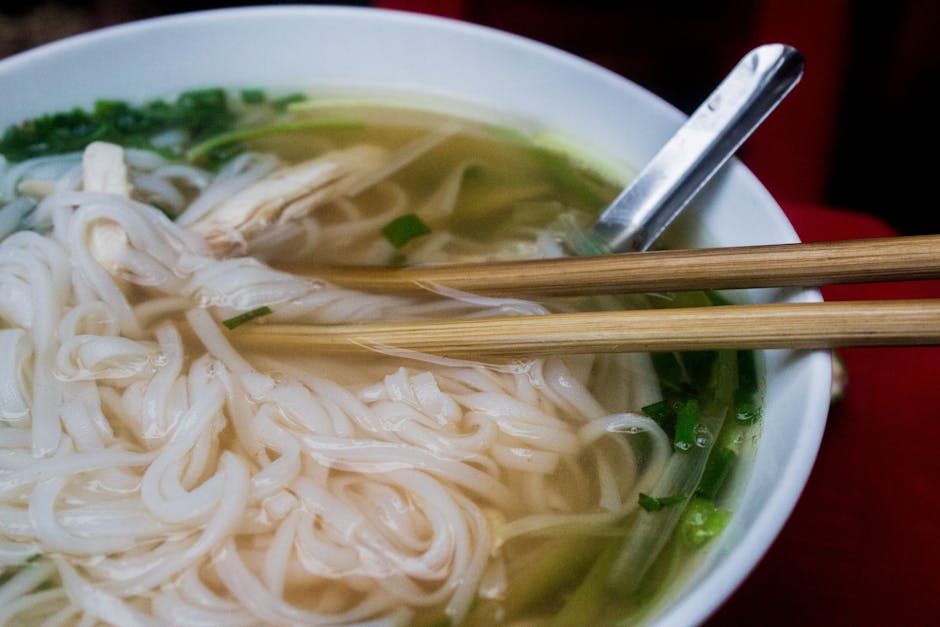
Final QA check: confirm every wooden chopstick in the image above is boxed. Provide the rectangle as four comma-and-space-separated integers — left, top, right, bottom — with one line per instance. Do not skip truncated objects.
229, 299, 940, 357
276, 235, 940, 297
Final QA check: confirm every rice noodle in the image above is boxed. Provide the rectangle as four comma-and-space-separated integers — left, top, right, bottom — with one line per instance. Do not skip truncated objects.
0, 134, 667, 625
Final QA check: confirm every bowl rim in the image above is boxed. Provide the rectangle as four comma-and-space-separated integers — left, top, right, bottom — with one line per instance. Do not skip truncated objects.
0, 6, 832, 625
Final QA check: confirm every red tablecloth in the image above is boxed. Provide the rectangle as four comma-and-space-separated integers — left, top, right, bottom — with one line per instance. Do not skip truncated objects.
708, 203, 940, 626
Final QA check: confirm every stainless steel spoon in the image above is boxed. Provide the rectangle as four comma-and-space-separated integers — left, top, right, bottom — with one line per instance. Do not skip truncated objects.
570, 44, 805, 255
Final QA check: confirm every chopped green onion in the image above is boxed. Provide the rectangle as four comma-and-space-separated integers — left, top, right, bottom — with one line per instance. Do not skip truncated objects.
240, 88, 266, 104
637, 493, 687, 512
381, 214, 431, 249
641, 399, 672, 426
735, 349, 761, 423
0, 88, 236, 162
271, 92, 308, 111
651, 352, 685, 395
222, 306, 273, 330
695, 447, 736, 500
683, 350, 718, 392
185, 118, 364, 163
673, 398, 698, 452
679, 498, 732, 547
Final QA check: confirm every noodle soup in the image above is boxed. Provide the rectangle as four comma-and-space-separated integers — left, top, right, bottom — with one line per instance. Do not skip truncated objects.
0, 88, 761, 625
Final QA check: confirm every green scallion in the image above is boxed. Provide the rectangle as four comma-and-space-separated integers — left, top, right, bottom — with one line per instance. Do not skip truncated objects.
637, 493, 687, 513
271, 92, 308, 111
381, 214, 431, 249
222, 306, 273, 330
240, 88, 266, 104
0, 88, 236, 162
679, 498, 732, 547
735, 349, 761, 424
674, 398, 699, 452
651, 352, 685, 395
641, 399, 672, 428
695, 447, 736, 500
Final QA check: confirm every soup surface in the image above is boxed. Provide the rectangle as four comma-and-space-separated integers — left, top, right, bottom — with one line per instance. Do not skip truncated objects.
0, 89, 759, 625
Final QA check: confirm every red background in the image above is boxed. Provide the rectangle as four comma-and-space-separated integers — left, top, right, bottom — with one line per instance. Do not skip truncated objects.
372, 3, 940, 623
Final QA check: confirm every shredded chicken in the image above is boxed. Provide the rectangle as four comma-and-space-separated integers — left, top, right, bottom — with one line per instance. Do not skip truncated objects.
189, 144, 388, 257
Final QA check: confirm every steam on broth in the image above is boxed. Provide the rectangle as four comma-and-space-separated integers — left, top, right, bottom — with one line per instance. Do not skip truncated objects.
0, 89, 759, 625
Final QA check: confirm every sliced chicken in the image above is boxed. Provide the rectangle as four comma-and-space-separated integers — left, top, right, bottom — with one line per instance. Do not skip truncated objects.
188, 145, 388, 257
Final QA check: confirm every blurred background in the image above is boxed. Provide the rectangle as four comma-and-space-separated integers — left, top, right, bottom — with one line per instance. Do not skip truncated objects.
2, 0, 939, 233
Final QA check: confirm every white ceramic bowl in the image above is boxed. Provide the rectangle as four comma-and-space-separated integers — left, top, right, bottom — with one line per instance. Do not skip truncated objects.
0, 6, 831, 625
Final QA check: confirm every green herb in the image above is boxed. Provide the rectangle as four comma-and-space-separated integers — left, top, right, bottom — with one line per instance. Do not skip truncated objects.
222, 306, 273, 330
734, 349, 761, 423
683, 350, 718, 392
271, 92, 308, 111
606, 350, 738, 595
679, 498, 732, 547
651, 352, 686, 396
695, 447, 736, 500
637, 493, 687, 512
381, 213, 431, 249
0, 88, 236, 162
673, 398, 698, 452
240, 88, 266, 104
26, 553, 41, 563
185, 118, 364, 163
36, 579, 56, 591
703, 292, 763, 423
641, 399, 672, 430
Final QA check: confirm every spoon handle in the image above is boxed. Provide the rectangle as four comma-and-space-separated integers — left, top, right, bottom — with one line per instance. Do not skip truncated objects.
580, 44, 805, 254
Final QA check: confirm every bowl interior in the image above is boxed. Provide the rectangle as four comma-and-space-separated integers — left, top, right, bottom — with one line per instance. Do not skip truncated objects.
0, 6, 831, 624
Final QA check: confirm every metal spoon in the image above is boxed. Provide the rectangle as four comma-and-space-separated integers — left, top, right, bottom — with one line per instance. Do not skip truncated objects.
570, 44, 805, 255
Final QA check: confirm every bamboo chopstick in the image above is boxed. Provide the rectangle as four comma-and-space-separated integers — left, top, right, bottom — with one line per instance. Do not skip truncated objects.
229, 299, 940, 358
276, 235, 940, 297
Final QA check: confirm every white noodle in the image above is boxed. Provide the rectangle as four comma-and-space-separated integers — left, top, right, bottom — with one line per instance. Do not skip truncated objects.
0, 133, 679, 624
